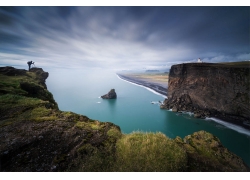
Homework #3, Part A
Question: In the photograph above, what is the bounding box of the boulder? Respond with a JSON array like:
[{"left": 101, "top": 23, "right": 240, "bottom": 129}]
[{"left": 101, "top": 89, "right": 117, "bottom": 99}]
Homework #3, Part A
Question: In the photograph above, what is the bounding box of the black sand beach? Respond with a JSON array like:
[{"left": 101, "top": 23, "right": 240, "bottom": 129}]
[{"left": 117, "top": 73, "right": 168, "bottom": 96}]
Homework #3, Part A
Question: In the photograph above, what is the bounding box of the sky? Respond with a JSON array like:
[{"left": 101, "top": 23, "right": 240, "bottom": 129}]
[{"left": 0, "top": 6, "right": 249, "bottom": 71}]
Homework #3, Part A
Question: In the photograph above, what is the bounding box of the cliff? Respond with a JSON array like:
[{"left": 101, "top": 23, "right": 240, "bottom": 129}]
[
  {"left": 0, "top": 67, "right": 121, "bottom": 171},
  {"left": 0, "top": 66, "right": 249, "bottom": 171},
  {"left": 161, "top": 62, "right": 250, "bottom": 129}
]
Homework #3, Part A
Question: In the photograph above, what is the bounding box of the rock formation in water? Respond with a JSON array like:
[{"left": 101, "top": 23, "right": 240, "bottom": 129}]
[
  {"left": 101, "top": 89, "right": 117, "bottom": 99},
  {"left": 160, "top": 62, "right": 250, "bottom": 129},
  {"left": 0, "top": 66, "right": 249, "bottom": 171}
]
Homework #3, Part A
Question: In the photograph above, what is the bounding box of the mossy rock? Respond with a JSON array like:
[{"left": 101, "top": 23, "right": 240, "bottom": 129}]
[
  {"left": 114, "top": 132, "right": 187, "bottom": 171},
  {"left": 180, "top": 131, "right": 249, "bottom": 171}
]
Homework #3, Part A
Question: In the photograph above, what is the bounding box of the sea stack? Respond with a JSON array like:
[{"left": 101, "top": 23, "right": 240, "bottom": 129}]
[{"left": 101, "top": 89, "right": 117, "bottom": 99}]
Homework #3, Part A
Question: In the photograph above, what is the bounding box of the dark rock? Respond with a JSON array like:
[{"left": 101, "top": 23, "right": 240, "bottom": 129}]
[
  {"left": 161, "top": 62, "right": 250, "bottom": 129},
  {"left": 175, "top": 130, "right": 250, "bottom": 171},
  {"left": 0, "top": 66, "right": 27, "bottom": 76},
  {"left": 194, "top": 113, "right": 201, "bottom": 118},
  {"left": 29, "top": 67, "right": 49, "bottom": 89},
  {"left": 172, "top": 106, "right": 178, "bottom": 112},
  {"left": 101, "top": 89, "right": 117, "bottom": 99}
]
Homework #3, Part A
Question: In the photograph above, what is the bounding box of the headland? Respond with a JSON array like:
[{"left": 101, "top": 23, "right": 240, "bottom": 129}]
[
  {"left": 0, "top": 66, "right": 249, "bottom": 171},
  {"left": 160, "top": 61, "right": 250, "bottom": 129}
]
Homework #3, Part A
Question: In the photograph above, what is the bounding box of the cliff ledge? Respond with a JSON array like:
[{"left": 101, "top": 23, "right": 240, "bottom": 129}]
[
  {"left": 0, "top": 66, "right": 249, "bottom": 171},
  {"left": 161, "top": 62, "right": 250, "bottom": 129}
]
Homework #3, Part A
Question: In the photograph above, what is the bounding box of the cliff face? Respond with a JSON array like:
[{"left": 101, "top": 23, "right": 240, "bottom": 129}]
[
  {"left": 0, "top": 67, "right": 121, "bottom": 171},
  {"left": 0, "top": 66, "right": 249, "bottom": 171},
  {"left": 161, "top": 62, "right": 250, "bottom": 128}
]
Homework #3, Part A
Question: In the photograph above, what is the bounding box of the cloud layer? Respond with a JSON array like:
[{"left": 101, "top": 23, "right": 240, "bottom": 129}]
[{"left": 0, "top": 7, "right": 249, "bottom": 70}]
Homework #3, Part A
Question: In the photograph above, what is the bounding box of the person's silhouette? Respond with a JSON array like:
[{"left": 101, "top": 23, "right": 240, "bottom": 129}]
[{"left": 27, "top": 61, "right": 34, "bottom": 71}]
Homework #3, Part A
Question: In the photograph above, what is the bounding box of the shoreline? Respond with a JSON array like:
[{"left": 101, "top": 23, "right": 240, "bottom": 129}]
[
  {"left": 117, "top": 73, "right": 168, "bottom": 97},
  {"left": 117, "top": 73, "right": 250, "bottom": 134}
]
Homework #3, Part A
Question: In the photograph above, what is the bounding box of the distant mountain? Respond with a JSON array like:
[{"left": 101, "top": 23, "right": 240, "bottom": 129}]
[{"left": 145, "top": 70, "right": 159, "bottom": 72}]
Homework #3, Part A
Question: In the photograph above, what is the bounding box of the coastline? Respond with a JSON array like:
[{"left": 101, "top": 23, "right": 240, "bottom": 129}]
[
  {"left": 117, "top": 73, "right": 250, "bottom": 135},
  {"left": 117, "top": 73, "right": 168, "bottom": 97}
]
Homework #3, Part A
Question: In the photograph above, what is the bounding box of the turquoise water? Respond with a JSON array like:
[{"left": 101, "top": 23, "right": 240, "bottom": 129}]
[{"left": 46, "top": 68, "right": 250, "bottom": 167}]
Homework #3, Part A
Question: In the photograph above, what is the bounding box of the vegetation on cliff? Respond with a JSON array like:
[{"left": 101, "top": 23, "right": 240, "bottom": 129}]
[{"left": 0, "top": 66, "right": 249, "bottom": 172}]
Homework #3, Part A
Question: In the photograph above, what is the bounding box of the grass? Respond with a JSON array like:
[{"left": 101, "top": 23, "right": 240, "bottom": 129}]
[
  {"left": 114, "top": 132, "right": 187, "bottom": 171},
  {"left": 0, "top": 74, "right": 39, "bottom": 95},
  {"left": 0, "top": 94, "right": 45, "bottom": 108},
  {"left": 1, "top": 67, "right": 248, "bottom": 172},
  {"left": 30, "top": 107, "right": 57, "bottom": 121},
  {"left": 219, "top": 61, "right": 250, "bottom": 67},
  {"left": 75, "top": 120, "right": 104, "bottom": 130},
  {"left": 69, "top": 131, "right": 189, "bottom": 172}
]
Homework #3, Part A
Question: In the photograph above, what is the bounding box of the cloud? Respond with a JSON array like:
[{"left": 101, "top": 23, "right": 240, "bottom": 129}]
[{"left": 0, "top": 7, "right": 249, "bottom": 70}]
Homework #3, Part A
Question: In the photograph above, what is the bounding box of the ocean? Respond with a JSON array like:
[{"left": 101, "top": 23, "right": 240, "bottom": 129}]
[{"left": 46, "top": 68, "right": 250, "bottom": 167}]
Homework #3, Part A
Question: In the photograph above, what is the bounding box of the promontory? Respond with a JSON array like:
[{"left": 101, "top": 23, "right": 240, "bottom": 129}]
[
  {"left": 160, "top": 61, "right": 250, "bottom": 129},
  {"left": 0, "top": 66, "right": 249, "bottom": 171}
]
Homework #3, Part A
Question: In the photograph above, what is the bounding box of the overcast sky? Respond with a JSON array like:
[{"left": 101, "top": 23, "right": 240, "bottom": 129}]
[{"left": 0, "top": 6, "right": 249, "bottom": 71}]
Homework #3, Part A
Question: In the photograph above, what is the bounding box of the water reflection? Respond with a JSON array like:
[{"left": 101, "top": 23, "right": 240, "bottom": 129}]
[{"left": 107, "top": 99, "right": 117, "bottom": 109}]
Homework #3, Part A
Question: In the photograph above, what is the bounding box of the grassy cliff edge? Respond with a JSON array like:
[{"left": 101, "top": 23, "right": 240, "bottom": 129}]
[{"left": 0, "top": 66, "right": 249, "bottom": 172}]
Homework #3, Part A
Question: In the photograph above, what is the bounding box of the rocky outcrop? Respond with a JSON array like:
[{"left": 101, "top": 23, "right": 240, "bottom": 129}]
[
  {"left": 161, "top": 62, "right": 250, "bottom": 128},
  {"left": 29, "top": 67, "right": 49, "bottom": 89},
  {"left": 0, "top": 66, "right": 26, "bottom": 76},
  {"left": 101, "top": 89, "right": 117, "bottom": 99},
  {"left": 0, "top": 67, "right": 121, "bottom": 171},
  {"left": 174, "top": 130, "right": 249, "bottom": 171},
  {"left": 0, "top": 66, "right": 249, "bottom": 171}
]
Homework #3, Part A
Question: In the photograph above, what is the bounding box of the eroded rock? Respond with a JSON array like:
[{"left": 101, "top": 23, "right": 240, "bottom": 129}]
[
  {"left": 161, "top": 62, "right": 250, "bottom": 128},
  {"left": 101, "top": 89, "right": 117, "bottom": 99}
]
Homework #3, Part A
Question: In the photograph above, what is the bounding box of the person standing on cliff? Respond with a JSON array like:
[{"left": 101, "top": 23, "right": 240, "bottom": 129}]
[{"left": 27, "top": 61, "right": 34, "bottom": 71}]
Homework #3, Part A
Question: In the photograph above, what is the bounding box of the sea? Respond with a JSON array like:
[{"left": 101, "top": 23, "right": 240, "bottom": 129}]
[{"left": 46, "top": 68, "right": 250, "bottom": 167}]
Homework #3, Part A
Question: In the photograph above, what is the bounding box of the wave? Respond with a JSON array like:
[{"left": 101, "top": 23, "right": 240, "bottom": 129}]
[
  {"left": 205, "top": 117, "right": 250, "bottom": 136},
  {"left": 116, "top": 74, "right": 167, "bottom": 98},
  {"left": 176, "top": 111, "right": 250, "bottom": 136}
]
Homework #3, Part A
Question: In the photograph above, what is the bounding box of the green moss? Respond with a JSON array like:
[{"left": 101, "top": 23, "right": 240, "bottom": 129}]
[
  {"left": 75, "top": 121, "right": 89, "bottom": 129},
  {"left": 29, "top": 107, "right": 58, "bottom": 121},
  {"left": 0, "top": 70, "right": 58, "bottom": 109},
  {"left": 75, "top": 120, "right": 104, "bottom": 130},
  {"left": 106, "top": 127, "right": 122, "bottom": 143},
  {"left": 0, "top": 118, "right": 15, "bottom": 128},
  {"left": 61, "top": 111, "right": 74, "bottom": 117},
  {"left": 53, "top": 154, "right": 67, "bottom": 164},
  {"left": 114, "top": 132, "right": 187, "bottom": 171},
  {"left": 179, "top": 130, "right": 248, "bottom": 171},
  {"left": 90, "top": 121, "right": 103, "bottom": 130},
  {"left": 31, "top": 107, "right": 51, "bottom": 117},
  {"left": 0, "top": 94, "right": 44, "bottom": 108},
  {"left": 77, "top": 143, "right": 97, "bottom": 154},
  {"left": 107, "top": 127, "right": 122, "bottom": 139},
  {"left": 0, "top": 73, "right": 39, "bottom": 95}
]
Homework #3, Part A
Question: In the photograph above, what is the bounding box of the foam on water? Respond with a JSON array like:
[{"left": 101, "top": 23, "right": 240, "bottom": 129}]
[
  {"left": 169, "top": 109, "right": 250, "bottom": 136},
  {"left": 116, "top": 74, "right": 167, "bottom": 98},
  {"left": 205, "top": 117, "right": 250, "bottom": 136}
]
